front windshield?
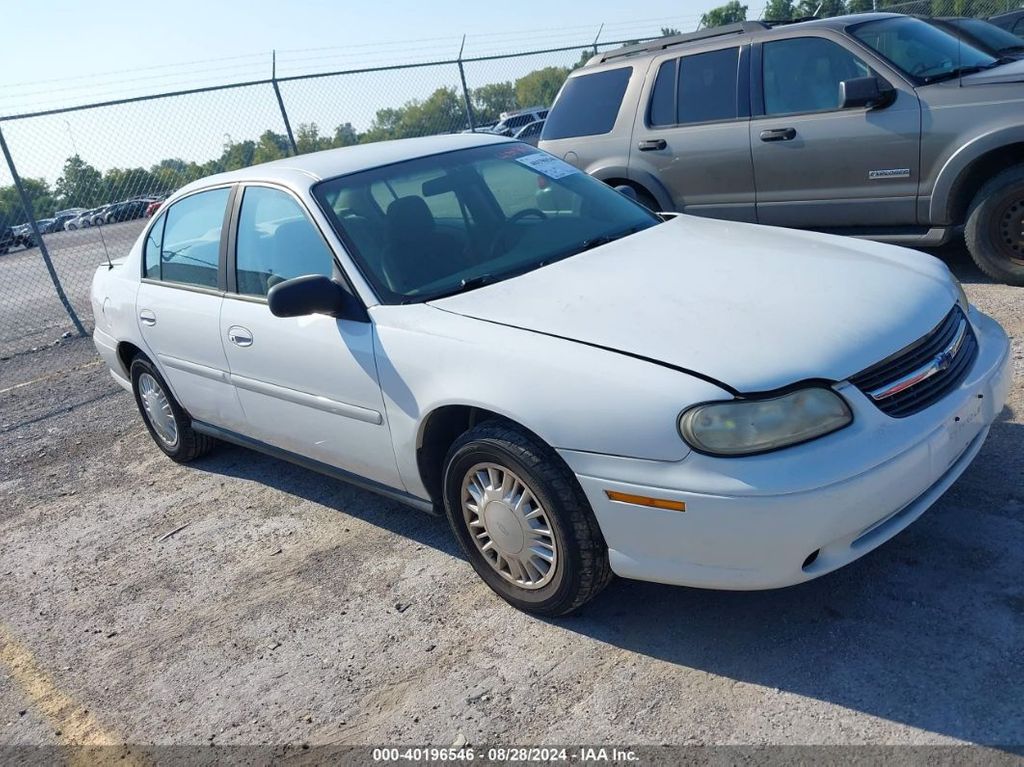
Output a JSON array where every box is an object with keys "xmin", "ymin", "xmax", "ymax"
[
  {"xmin": 313, "ymin": 143, "xmax": 659, "ymax": 304},
  {"xmin": 850, "ymin": 16, "xmax": 998, "ymax": 83},
  {"xmin": 952, "ymin": 17, "xmax": 1024, "ymax": 53}
]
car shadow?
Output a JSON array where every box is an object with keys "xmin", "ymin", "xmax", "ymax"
[{"xmin": 189, "ymin": 405, "xmax": 1023, "ymax": 747}]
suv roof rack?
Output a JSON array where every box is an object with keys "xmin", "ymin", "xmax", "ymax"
[
  {"xmin": 763, "ymin": 16, "xmax": 819, "ymax": 26},
  {"xmin": 591, "ymin": 21, "xmax": 769, "ymax": 64}
]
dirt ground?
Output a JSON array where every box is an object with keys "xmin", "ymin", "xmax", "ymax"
[{"xmin": 0, "ymin": 243, "xmax": 1022, "ymax": 755}]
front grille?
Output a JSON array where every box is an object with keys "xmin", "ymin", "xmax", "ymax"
[{"xmin": 851, "ymin": 306, "xmax": 977, "ymax": 418}]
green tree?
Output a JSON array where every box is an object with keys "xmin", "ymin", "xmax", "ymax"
[
  {"xmin": 219, "ymin": 138, "xmax": 256, "ymax": 171},
  {"xmin": 701, "ymin": 1, "xmax": 748, "ymax": 27},
  {"xmin": 332, "ymin": 122, "xmax": 359, "ymax": 147},
  {"xmin": 846, "ymin": 0, "xmax": 873, "ymax": 11},
  {"xmin": 103, "ymin": 167, "xmax": 158, "ymax": 200},
  {"xmin": 796, "ymin": 0, "xmax": 847, "ymax": 16},
  {"xmin": 660, "ymin": 27, "xmax": 682, "ymax": 36},
  {"xmin": 764, "ymin": 0, "xmax": 796, "ymax": 20},
  {"xmin": 362, "ymin": 87, "xmax": 466, "ymax": 142},
  {"xmin": 0, "ymin": 178, "xmax": 55, "ymax": 226},
  {"xmin": 54, "ymin": 155, "xmax": 105, "ymax": 208},
  {"xmin": 253, "ymin": 130, "xmax": 291, "ymax": 163},
  {"xmin": 514, "ymin": 66, "xmax": 569, "ymax": 108},
  {"xmin": 472, "ymin": 81, "xmax": 518, "ymax": 124}
]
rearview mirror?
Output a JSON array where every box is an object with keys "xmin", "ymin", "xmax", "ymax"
[
  {"xmin": 839, "ymin": 76, "xmax": 895, "ymax": 110},
  {"xmin": 267, "ymin": 274, "xmax": 367, "ymax": 321}
]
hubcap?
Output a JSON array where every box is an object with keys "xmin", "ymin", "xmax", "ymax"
[
  {"xmin": 992, "ymin": 194, "xmax": 1024, "ymax": 266},
  {"xmin": 461, "ymin": 463, "xmax": 557, "ymax": 590},
  {"xmin": 138, "ymin": 372, "xmax": 178, "ymax": 448}
]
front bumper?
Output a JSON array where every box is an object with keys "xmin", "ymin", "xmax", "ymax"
[{"xmin": 560, "ymin": 308, "xmax": 1013, "ymax": 590}]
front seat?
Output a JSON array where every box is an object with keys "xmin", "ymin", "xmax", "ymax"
[
  {"xmin": 381, "ymin": 196, "xmax": 467, "ymax": 294},
  {"xmin": 266, "ymin": 218, "xmax": 332, "ymax": 291}
]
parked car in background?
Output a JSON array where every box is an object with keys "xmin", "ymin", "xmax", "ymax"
[
  {"xmin": 66, "ymin": 208, "xmax": 101, "ymax": 230},
  {"xmin": 91, "ymin": 134, "xmax": 1011, "ymax": 615},
  {"xmin": 990, "ymin": 9, "xmax": 1024, "ymax": 35},
  {"xmin": 539, "ymin": 14, "xmax": 1024, "ymax": 284},
  {"xmin": 50, "ymin": 211, "xmax": 81, "ymax": 232},
  {"xmin": 105, "ymin": 199, "xmax": 150, "ymax": 224},
  {"xmin": 11, "ymin": 222, "xmax": 42, "ymax": 248},
  {"xmin": 486, "ymin": 106, "xmax": 549, "ymax": 137},
  {"xmin": 0, "ymin": 226, "xmax": 13, "ymax": 255},
  {"xmin": 925, "ymin": 16, "xmax": 1024, "ymax": 59},
  {"xmin": 512, "ymin": 119, "xmax": 545, "ymax": 146},
  {"xmin": 90, "ymin": 205, "xmax": 116, "ymax": 226},
  {"xmin": 145, "ymin": 199, "xmax": 164, "ymax": 217}
]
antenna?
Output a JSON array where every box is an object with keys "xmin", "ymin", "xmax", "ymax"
[{"xmin": 65, "ymin": 120, "xmax": 113, "ymax": 268}]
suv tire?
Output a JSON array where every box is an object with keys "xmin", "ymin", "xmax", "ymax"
[
  {"xmin": 130, "ymin": 356, "xmax": 216, "ymax": 463},
  {"xmin": 442, "ymin": 420, "xmax": 612, "ymax": 616},
  {"xmin": 964, "ymin": 165, "xmax": 1024, "ymax": 286}
]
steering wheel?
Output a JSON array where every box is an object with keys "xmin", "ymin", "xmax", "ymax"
[{"xmin": 489, "ymin": 208, "xmax": 548, "ymax": 258}]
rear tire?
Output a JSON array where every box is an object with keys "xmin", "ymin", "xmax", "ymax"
[
  {"xmin": 964, "ymin": 165, "xmax": 1024, "ymax": 286},
  {"xmin": 442, "ymin": 420, "xmax": 612, "ymax": 616},
  {"xmin": 130, "ymin": 356, "xmax": 216, "ymax": 463}
]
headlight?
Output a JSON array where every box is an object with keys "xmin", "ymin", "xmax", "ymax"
[
  {"xmin": 679, "ymin": 388, "xmax": 852, "ymax": 456},
  {"xmin": 952, "ymin": 275, "xmax": 969, "ymax": 314}
]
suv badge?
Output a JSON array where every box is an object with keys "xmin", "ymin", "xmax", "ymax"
[{"xmin": 868, "ymin": 168, "xmax": 911, "ymax": 180}]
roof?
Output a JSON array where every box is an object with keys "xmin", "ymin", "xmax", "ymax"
[
  {"xmin": 176, "ymin": 132, "xmax": 513, "ymax": 197},
  {"xmin": 583, "ymin": 13, "xmax": 902, "ymax": 67}
]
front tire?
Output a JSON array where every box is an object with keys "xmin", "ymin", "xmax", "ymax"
[
  {"xmin": 442, "ymin": 421, "xmax": 612, "ymax": 616},
  {"xmin": 130, "ymin": 356, "xmax": 215, "ymax": 463},
  {"xmin": 964, "ymin": 165, "xmax": 1024, "ymax": 286}
]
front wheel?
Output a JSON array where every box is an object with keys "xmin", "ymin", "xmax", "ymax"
[
  {"xmin": 442, "ymin": 421, "xmax": 612, "ymax": 616},
  {"xmin": 964, "ymin": 165, "xmax": 1024, "ymax": 286},
  {"xmin": 130, "ymin": 356, "xmax": 216, "ymax": 463}
]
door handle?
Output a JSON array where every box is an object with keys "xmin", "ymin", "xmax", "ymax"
[
  {"xmin": 227, "ymin": 326, "xmax": 253, "ymax": 347},
  {"xmin": 139, "ymin": 309, "xmax": 156, "ymax": 326},
  {"xmin": 637, "ymin": 138, "xmax": 667, "ymax": 151},
  {"xmin": 759, "ymin": 128, "xmax": 796, "ymax": 142}
]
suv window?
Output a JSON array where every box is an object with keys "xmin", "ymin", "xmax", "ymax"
[
  {"xmin": 542, "ymin": 67, "xmax": 632, "ymax": 140},
  {"xmin": 649, "ymin": 47, "xmax": 740, "ymax": 126},
  {"xmin": 148, "ymin": 188, "xmax": 229, "ymax": 288},
  {"xmin": 235, "ymin": 187, "xmax": 335, "ymax": 297},
  {"xmin": 762, "ymin": 37, "xmax": 870, "ymax": 116}
]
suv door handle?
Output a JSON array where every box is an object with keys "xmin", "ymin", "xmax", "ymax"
[
  {"xmin": 637, "ymin": 138, "xmax": 667, "ymax": 151},
  {"xmin": 139, "ymin": 309, "xmax": 156, "ymax": 326},
  {"xmin": 227, "ymin": 326, "xmax": 253, "ymax": 347},
  {"xmin": 759, "ymin": 128, "xmax": 796, "ymax": 142}
]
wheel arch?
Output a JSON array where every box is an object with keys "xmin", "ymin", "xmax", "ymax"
[
  {"xmin": 931, "ymin": 130, "xmax": 1024, "ymax": 225},
  {"xmin": 587, "ymin": 164, "xmax": 673, "ymax": 212}
]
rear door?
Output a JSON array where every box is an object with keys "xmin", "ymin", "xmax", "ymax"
[
  {"xmin": 136, "ymin": 186, "xmax": 246, "ymax": 430},
  {"xmin": 630, "ymin": 45, "xmax": 756, "ymax": 222},
  {"xmin": 749, "ymin": 34, "xmax": 921, "ymax": 228},
  {"xmin": 219, "ymin": 184, "xmax": 401, "ymax": 487}
]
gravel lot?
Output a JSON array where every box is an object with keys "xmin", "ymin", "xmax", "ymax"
[{"xmin": 0, "ymin": 241, "xmax": 1021, "ymax": 754}]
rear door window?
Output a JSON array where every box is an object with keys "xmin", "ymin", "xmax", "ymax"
[
  {"xmin": 648, "ymin": 48, "xmax": 740, "ymax": 127},
  {"xmin": 541, "ymin": 67, "xmax": 632, "ymax": 140},
  {"xmin": 149, "ymin": 188, "xmax": 229, "ymax": 288}
]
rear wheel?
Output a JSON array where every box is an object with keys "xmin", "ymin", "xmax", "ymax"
[
  {"xmin": 442, "ymin": 421, "xmax": 612, "ymax": 616},
  {"xmin": 130, "ymin": 356, "xmax": 215, "ymax": 463},
  {"xmin": 964, "ymin": 165, "xmax": 1024, "ymax": 286}
]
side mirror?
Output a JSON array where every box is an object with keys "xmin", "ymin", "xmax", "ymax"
[
  {"xmin": 267, "ymin": 274, "xmax": 367, "ymax": 321},
  {"xmin": 839, "ymin": 76, "xmax": 895, "ymax": 110}
]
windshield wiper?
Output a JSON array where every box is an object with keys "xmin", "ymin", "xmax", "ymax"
[
  {"xmin": 574, "ymin": 225, "xmax": 646, "ymax": 255},
  {"xmin": 423, "ymin": 273, "xmax": 498, "ymax": 302}
]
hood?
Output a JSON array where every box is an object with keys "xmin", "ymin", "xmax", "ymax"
[
  {"xmin": 430, "ymin": 216, "xmax": 957, "ymax": 392},
  {"xmin": 961, "ymin": 58, "xmax": 1024, "ymax": 84}
]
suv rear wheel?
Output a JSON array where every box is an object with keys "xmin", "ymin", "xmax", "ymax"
[{"xmin": 964, "ymin": 165, "xmax": 1024, "ymax": 286}]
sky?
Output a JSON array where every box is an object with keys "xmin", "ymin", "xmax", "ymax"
[{"xmin": 0, "ymin": 0, "xmax": 734, "ymax": 182}]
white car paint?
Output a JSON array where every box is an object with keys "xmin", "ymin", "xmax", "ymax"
[{"xmin": 91, "ymin": 133, "xmax": 1012, "ymax": 592}]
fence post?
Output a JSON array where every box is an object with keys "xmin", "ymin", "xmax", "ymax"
[
  {"xmin": 457, "ymin": 36, "xmax": 477, "ymax": 132},
  {"xmin": 271, "ymin": 51, "xmax": 299, "ymax": 155},
  {"xmin": 0, "ymin": 124, "xmax": 86, "ymax": 338},
  {"xmin": 592, "ymin": 23, "xmax": 604, "ymax": 56}
]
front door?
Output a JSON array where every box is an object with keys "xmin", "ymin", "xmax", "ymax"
[
  {"xmin": 750, "ymin": 35, "xmax": 921, "ymax": 228},
  {"xmin": 219, "ymin": 184, "xmax": 401, "ymax": 488},
  {"xmin": 630, "ymin": 45, "xmax": 757, "ymax": 222}
]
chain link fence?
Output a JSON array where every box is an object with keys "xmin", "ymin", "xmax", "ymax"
[{"xmin": 1, "ymin": 5, "xmax": 1022, "ymax": 359}]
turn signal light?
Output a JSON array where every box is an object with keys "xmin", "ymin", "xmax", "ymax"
[{"xmin": 605, "ymin": 490, "xmax": 686, "ymax": 512}]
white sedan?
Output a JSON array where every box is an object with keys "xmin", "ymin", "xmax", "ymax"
[{"xmin": 91, "ymin": 134, "xmax": 1012, "ymax": 615}]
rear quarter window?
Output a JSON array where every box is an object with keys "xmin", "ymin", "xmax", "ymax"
[{"xmin": 541, "ymin": 67, "xmax": 632, "ymax": 140}]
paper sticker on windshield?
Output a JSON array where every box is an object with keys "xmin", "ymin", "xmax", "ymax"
[{"xmin": 515, "ymin": 153, "xmax": 580, "ymax": 179}]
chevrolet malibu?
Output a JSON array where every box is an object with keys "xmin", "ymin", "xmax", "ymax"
[{"xmin": 91, "ymin": 134, "xmax": 1012, "ymax": 615}]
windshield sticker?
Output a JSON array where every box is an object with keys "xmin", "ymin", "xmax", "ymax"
[{"xmin": 515, "ymin": 153, "xmax": 580, "ymax": 179}]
